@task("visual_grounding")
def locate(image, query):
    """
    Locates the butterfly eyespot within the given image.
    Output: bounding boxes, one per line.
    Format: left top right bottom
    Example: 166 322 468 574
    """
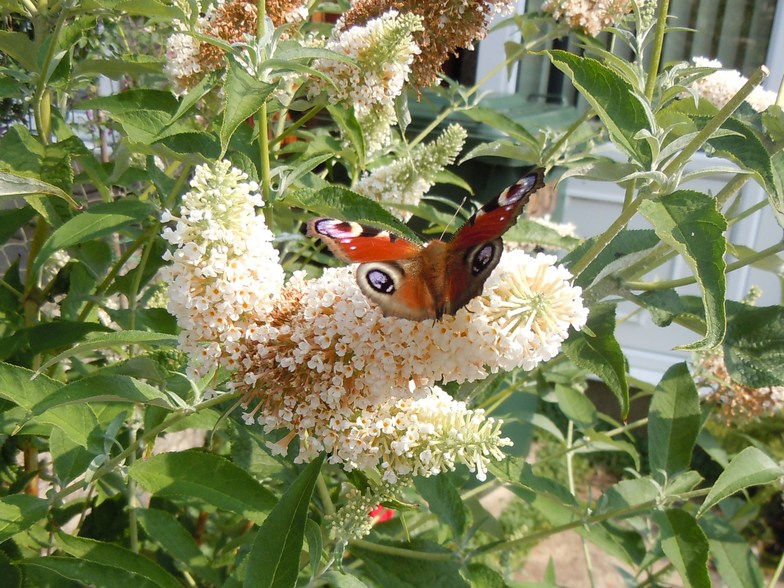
471 243 497 275
366 269 396 294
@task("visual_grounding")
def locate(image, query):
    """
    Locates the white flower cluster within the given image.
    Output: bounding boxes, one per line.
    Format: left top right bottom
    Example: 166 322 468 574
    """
239 250 586 469
164 24 205 95
689 57 776 113
309 10 423 152
160 161 284 383
542 0 643 37
161 162 587 480
354 124 467 219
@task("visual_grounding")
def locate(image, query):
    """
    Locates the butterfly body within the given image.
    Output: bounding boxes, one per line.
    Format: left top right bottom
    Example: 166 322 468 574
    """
307 168 545 321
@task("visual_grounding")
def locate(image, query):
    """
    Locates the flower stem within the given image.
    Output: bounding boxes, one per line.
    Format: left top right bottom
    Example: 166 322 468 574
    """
662 66 769 178
52 392 242 503
348 538 455 561
643 0 670 101
569 194 644 276
540 107 594 166
625 240 784 291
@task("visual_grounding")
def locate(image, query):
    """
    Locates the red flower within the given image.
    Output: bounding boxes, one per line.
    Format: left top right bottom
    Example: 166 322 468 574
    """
369 505 395 523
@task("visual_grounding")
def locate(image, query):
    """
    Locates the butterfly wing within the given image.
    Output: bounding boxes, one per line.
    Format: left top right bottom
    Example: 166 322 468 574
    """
307 218 421 262
450 168 545 250
307 218 438 319
444 168 546 314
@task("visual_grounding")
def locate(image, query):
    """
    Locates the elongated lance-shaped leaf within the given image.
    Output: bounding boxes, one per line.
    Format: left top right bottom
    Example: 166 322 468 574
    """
562 303 629 418
698 447 784 516
244 454 324 588
639 190 727 350
220 56 277 156
31 199 153 277
0 495 48 544
723 304 784 388
647 363 701 481
653 509 711 588
0 171 79 207
544 50 652 166
129 450 276 525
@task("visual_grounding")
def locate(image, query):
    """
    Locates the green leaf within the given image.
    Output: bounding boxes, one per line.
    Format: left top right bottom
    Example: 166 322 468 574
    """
21 557 165 588
0 205 35 244
282 186 420 243
594 478 659 517
544 50 651 165
220 57 277 156
77 89 179 113
0 551 21 588
326 104 365 169
320 572 370 588
0 170 79 207
0 362 98 447
32 199 153 277
414 475 468 538
351 540 468 588
647 363 701 480
465 563 509 588
723 305 784 387
29 375 172 418
700 513 765 588
0 30 36 71
54 532 181 588
73 56 164 79
129 450 276 525
553 384 596 428
654 509 710 588
0 495 48 543
462 105 538 148
168 70 221 127
562 303 628 418
244 454 324 588
698 447 784 516
706 117 777 205
136 508 219 585
35 330 178 375
503 219 582 251
564 229 659 289
639 190 727 350
50 427 95 484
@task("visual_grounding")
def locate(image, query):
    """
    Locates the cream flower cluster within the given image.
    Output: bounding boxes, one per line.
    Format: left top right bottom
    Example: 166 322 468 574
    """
354 124 467 219
161 161 587 479
164 32 202 94
542 0 643 37
160 161 284 382
309 10 423 152
690 57 776 113
692 346 784 421
237 250 586 468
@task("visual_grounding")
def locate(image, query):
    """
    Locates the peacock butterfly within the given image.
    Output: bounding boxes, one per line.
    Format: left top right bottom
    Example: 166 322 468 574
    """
307 168 546 320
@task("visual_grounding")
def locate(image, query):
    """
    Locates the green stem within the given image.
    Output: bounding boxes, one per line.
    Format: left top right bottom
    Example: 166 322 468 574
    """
625 240 784 291
570 195 644 276
714 173 750 208
77 227 155 322
270 104 325 148
768 546 784 588
410 39 543 149
52 392 242 503
663 66 769 178
32 5 70 144
316 474 335 516
348 538 454 561
728 198 768 227
475 487 709 558
643 0 670 101
540 108 594 166
128 231 156 332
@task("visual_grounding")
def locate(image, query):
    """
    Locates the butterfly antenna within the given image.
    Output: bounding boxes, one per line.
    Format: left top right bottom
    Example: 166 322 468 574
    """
440 195 469 241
